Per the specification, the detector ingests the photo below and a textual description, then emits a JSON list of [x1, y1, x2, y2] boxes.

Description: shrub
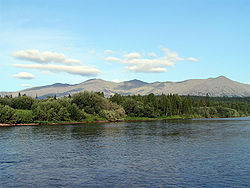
[[12, 110, 34, 123], [0, 104, 15, 123], [216, 107, 240, 117], [72, 91, 109, 114]]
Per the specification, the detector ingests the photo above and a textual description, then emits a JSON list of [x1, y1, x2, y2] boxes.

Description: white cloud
[[108, 47, 184, 73], [160, 47, 184, 62], [12, 72, 35, 79], [104, 50, 113, 54], [105, 57, 121, 62], [12, 49, 82, 65], [148, 52, 157, 57], [21, 84, 32, 87], [13, 64, 100, 77], [187, 57, 199, 62], [124, 52, 141, 59], [127, 65, 167, 73]]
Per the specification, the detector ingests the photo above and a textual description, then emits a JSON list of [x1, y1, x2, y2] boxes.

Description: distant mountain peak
[[84, 78, 98, 82], [215, 76, 230, 80], [51, 83, 70, 87], [125, 79, 148, 84], [23, 82, 71, 92], [1, 76, 249, 98]]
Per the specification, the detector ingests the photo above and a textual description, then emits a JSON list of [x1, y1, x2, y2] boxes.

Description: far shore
[[0, 120, 112, 127], [0, 115, 190, 127], [0, 115, 247, 127]]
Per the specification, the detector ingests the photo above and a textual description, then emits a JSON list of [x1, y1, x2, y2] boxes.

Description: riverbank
[[0, 120, 112, 127], [1, 115, 247, 127], [0, 115, 193, 127]]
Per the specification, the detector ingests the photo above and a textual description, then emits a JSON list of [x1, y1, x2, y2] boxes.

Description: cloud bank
[[105, 47, 185, 73], [12, 49, 82, 65], [12, 72, 35, 79], [14, 64, 100, 77], [105, 57, 121, 62], [12, 49, 101, 77], [124, 52, 141, 59]]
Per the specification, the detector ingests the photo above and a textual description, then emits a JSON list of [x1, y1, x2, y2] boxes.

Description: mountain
[[1, 76, 250, 98]]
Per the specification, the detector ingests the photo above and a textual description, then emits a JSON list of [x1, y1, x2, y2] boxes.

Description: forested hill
[[1, 76, 250, 98]]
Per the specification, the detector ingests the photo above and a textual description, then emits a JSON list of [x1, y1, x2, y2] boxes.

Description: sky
[[0, 0, 249, 91]]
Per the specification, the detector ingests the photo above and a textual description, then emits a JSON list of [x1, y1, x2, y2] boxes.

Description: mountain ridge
[[1, 76, 250, 98]]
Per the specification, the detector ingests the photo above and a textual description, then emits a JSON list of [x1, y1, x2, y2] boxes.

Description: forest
[[0, 91, 249, 124]]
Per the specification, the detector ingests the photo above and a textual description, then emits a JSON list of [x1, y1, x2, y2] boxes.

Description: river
[[0, 117, 250, 187]]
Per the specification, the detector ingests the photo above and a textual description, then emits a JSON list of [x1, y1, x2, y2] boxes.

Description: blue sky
[[0, 0, 249, 91]]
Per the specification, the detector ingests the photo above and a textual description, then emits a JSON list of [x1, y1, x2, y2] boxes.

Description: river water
[[0, 118, 250, 187]]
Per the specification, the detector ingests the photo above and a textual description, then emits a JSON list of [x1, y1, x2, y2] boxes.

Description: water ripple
[[0, 117, 249, 187]]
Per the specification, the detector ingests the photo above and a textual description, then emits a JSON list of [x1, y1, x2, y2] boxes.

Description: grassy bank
[[1, 114, 248, 127], [0, 115, 194, 127]]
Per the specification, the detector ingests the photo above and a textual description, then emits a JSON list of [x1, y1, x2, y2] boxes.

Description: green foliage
[[32, 97, 86, 122], [109, 93, 124, 105], [0, 96, 11, 106], [110, 93, 193, 118], [0, 91, 248, 124], [191, 96, 250, 115], [67, 103, 86, 121], [0, 95, 35, 110], [216, 107, 240, 117], [194, 107, 218, 118], [194, 106, 240, 118], [110, 93, 248, 119], [0, 104, 33, 123], [12, 110, 34, 123], [99, 102, 126, 121], [72, 91, 125, 120], [72, 91, 108, 114], [99, 110, 121, 121], [0, 104, 16, 123]]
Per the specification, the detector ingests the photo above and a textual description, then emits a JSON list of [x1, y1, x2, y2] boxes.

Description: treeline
[[0, 92, 125, 124], [0, 92, 249, 124], [110, 93, 249, 118], [190, 95, 250, 118], [110, 93, 193, 117]]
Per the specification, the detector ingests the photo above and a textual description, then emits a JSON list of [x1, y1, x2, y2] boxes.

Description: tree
[[58, 107, 70, 121], [206, 93, 210, 107], [72, 91, 108, 114], [109, 93, 123, 105], [122, 98, 136, 115], [10, 96, 35, 110], [67, 103, 86, 121], [0, 105, 15, 123]]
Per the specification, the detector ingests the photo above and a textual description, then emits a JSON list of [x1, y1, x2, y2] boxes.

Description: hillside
[[1, 76, 250, 98]]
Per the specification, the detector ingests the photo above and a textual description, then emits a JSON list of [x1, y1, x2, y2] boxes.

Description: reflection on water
[[0, 118, 250, 187]]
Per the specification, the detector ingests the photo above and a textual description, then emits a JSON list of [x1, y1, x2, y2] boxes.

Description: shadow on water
[[70, 123, 106, 139]]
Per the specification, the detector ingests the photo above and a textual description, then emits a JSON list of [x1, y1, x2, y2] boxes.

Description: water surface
[[0, 118, 250, 187]]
